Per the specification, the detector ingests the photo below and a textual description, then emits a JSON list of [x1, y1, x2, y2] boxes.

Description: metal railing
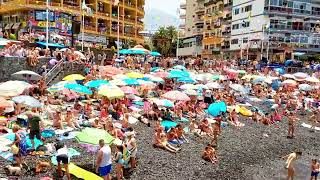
[[44, 61, 64, 85]]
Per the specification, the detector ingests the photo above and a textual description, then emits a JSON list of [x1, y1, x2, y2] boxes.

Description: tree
[[152, 26, 178, 56], [122, 39, 136, 49]]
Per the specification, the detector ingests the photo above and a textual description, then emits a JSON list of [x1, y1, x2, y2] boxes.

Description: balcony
[[180, 13, 186, 19], [180, 3, 186, 9], [194, 18, 204, 25], [195, 7, 205, 14], [264, 6, 320, 19], [269, 24, 316, 33], [193, 28, 203, 35], [179, 23, 186, 29]]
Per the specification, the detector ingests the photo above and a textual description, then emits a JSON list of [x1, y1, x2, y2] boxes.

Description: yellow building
[[0, 0, 144, 47], [202, 0, 224, 59]]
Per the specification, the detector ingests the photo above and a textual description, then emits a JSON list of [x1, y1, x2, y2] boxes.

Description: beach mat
[[301, 123, 320, 131], [63, 163, 103, 180]]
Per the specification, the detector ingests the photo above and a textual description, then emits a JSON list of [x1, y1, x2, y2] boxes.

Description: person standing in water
[[282, 151, 302, 180], [310, 159, 320, 180]]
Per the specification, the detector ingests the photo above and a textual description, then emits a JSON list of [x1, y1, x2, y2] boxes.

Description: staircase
[[45, 61, 85, 86]]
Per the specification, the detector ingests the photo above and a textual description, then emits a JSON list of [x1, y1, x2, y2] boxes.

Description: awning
[[4, 23, 13, 30], [12, 23, 21, 29]]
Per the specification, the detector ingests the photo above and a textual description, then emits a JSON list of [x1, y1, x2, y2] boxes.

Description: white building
[[230, 0, 320, 62]]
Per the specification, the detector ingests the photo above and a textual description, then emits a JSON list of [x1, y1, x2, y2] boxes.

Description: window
[[232, 24, 239, 29], [234, 8, 239, 15], [245, 5, 252, 12], [242, 21, 250, 28], [243, 37, 248, 43], [231, 39, 239, 44]]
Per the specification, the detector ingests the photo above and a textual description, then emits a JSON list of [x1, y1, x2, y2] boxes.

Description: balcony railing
[[193, 29, 203, 35], [180, 3, 186, 9], [264, 5, 320, 17], [269, 24, 317, 32], [194, 18, 204, 24], [180, 14, 186, 19]]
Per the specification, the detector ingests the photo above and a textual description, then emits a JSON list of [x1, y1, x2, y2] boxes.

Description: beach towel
[[58, 131, 80, 141], [301, 123, 320, 131], [5, 133, 43, 150], [63, 163, 103, 180]]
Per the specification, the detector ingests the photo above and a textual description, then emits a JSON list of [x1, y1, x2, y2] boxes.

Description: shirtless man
[[287, 112, 298, 138], [282, 151, 302, 180], [311, 159, 320, 180]]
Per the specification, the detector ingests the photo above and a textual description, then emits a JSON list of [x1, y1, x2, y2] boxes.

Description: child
[[311, 159, 320, 180]]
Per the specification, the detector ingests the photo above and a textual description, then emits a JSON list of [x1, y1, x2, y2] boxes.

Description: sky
[[145, 0, 181, 16]]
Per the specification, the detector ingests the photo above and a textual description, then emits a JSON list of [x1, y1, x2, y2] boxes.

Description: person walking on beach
[[310, 159, 320, 180], [96, 139, 112, 180], [287, 112, 298, 138], [282, 151, 302, 180], [27, 113, 44, 150]]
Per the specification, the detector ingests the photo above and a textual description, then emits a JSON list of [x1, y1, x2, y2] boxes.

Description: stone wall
[[0, 57, 50, 82]]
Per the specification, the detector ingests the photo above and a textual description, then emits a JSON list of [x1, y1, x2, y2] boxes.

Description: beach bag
[[11, 144, 19, 155]]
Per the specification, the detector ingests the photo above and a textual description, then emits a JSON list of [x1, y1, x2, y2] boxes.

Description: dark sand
[[1, 114, 319, 180]]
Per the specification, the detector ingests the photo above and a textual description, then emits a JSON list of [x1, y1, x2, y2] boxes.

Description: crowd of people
[[0, 49, 319, 180]]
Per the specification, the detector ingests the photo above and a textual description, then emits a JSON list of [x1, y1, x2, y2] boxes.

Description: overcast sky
[[145, 0, 181, 16]]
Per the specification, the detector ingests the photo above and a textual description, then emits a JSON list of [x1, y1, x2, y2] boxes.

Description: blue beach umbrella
[[177, 77, 197, 83], [150, 51, 161, 56], [85, 80, 110, 88], [173, 65, 187, 71], [132, 50, 145, 55], [64, 83, 93, 95], [208, 102, 227, 117], [123, 78, 140, 86]]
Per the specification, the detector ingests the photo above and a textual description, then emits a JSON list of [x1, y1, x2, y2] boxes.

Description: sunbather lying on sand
[[154, 127, 180, 153]]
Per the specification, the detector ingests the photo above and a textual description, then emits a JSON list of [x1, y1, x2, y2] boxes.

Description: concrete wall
[[0, 57, 50, 82]]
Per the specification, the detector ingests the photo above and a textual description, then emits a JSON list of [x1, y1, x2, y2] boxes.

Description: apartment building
[[178, 0, 203, 57], [202, 0, 232, 59], [0, 0, 145, 47], [230, 0, 320, 62]]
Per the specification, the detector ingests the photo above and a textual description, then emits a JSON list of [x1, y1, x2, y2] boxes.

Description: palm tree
[[152, 26, 178, 56]]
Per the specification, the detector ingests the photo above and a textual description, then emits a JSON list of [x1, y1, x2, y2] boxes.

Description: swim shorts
[[99, 164, 112, 176]]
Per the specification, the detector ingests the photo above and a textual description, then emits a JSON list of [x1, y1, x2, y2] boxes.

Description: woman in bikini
[[154, 128, 180, 153]]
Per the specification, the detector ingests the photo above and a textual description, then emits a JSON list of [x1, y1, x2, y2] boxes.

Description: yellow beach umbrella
[[63, 74, 85, 81], [98, 86, 125, 99], [126, 72, 144, 79]]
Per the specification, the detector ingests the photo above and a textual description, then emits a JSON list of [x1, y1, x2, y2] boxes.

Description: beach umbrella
[[208, 102, 227, 117], [149, 98, 174, 108], [109, 79, 126, 86], [0, 81, 32, 97], [168, 70, 190, 79], [150, 67, 161, 72], [230, 84, 247, 93], [162, 91, 190, 101], [241, 74, 254, 80], [212, 74, 223, 81], [299, 84, 313, 91], [132, 50, 146, 55], [85, 80, 109, 88], [147, 76, 164, 83], [252, 77, 266, 84], [180, 84, 197, 90], [150, 51, 161, 56], [123, 79, 140, 86], [195, 73, 213, 82], [237, 70, 247, 75], [281, 79, 297, 86], [101, 66, 124, 75], [112, 74, 127, 80], [119, 49, 128, 54], [153, 71, 169, 78], [126, 72, 144, 79], [74, 51, 86, 60], [274, 68, 285, 75], [11, 70, 42, 81], [177, 77, 197, 83], [0, 97, 11, 108], [64, 83, 93, 95], [130, 45, 150, 53], [47, 81, 73, 92], [195, 84, 209, 90], [76, 128, 116, 145], [98, 86, 124, 99], [206, 82, 224, 89], [63, 74, 85, 81], [293, 72, 309, 80], [172, 65, 186, 71], [305, 76, 320, 83], [282, 74, 295, 79], [184, 89, 198, 96], [12, 95, 42, 108], [121, 86, 138, 94]]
